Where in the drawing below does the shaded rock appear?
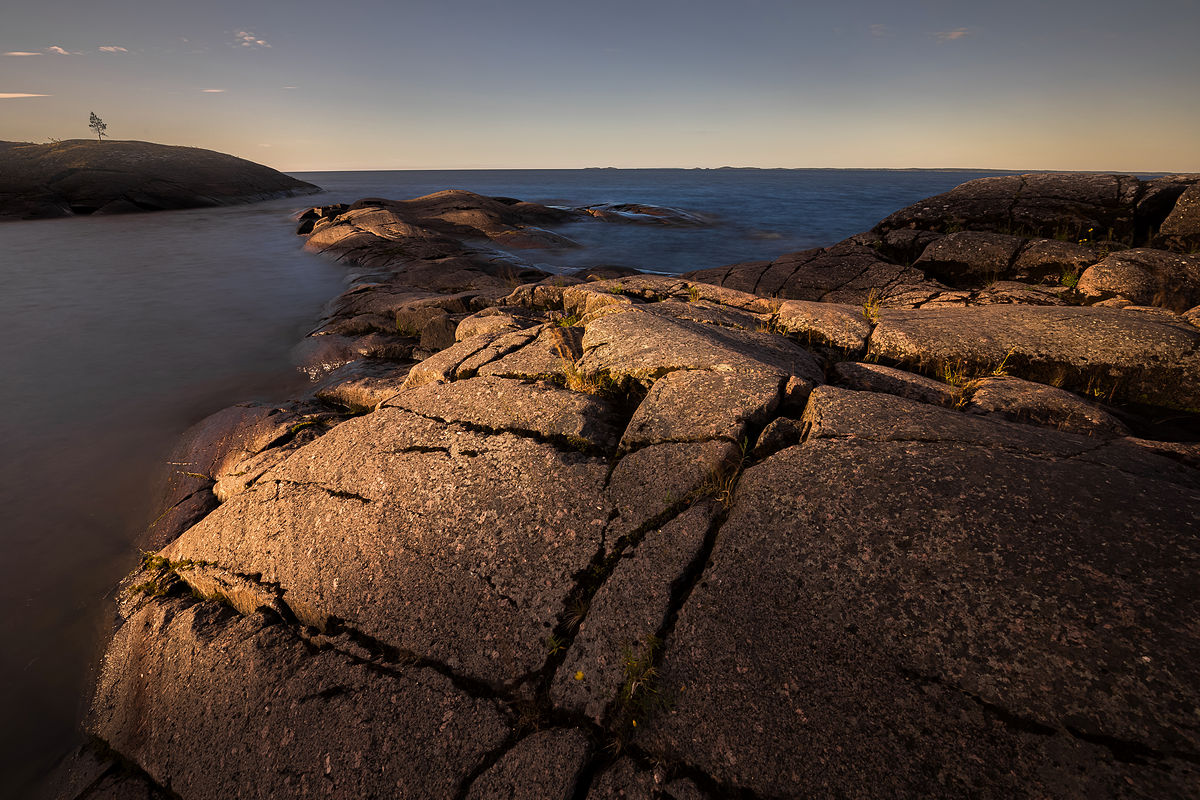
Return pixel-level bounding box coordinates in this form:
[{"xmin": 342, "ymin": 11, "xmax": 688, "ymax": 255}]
[
  {"xmin": 584, "ymin": 758, "xmax": 660, "ymax": 799},
  {"xmin": 383, "ymin": 376, "xmax": 622, "ymax": 453},
  {"xmin": 465, "ymin": 729, "xmax": 591, "ymax": 800},
  {"xmin": 868, "ymin": 304, "xmax": 1200, "ymax": 411},
  {"xmin": 965, "ymin": 375, "xmax": 1131, "ymax": 437},
  {"xmin": 1155, "ymin": 182, "xmax": 1200, "ymax": 252},
  {"xmin": 619, "ymin": 369, "xmax": 783, "ymax": 450},
  {"xmin": 913, "ymin": 231, "xmax": 1026, "ymax": 286},
  {"xmin": 579, "ymin": 307, "xmax": 824, "ymax": 387},
  {"xmin": 552, "ymin": 503, "xmax": 717, "ymax": 723},
  {"xmin": 688, "ymin": 243, "xmax": 946, "ymax": 306},
  {"xmin": 606, "ymin": 441, "xmax": 739, "ymax": 539},
  {"xmin": 1076, "ymin": 248, "xmax": 1200, "ymax": 311},
  {"xmin": 752, "ymin": 416, "xmax": 806, "ymax": 458},
  {"xmin": 639, "ymin": 388, "xmax": 1200, "ymax": 798},
  {"xmin": 35, "ymin": 744, "xmax": 172, "ymax": 800},
  {"xmin": 876, "ymin": 173, "xmax": 1142, "ymax": 243},
  {"xmin": 162, "ymin": 408, "xmax": 612, "ymax": 686},
  {"xmin": 775, "ymin": 299, "xmax": 872, "ymax": 352},
  {"xmin": 1011, "ymin": 239, "xmax": 1107, "ymax": 283},
  {"xmin": 832, "ymin": 361, "xmax": 958, "ymax": 407},
  {"xmin": 313, "ymin": 358, "xmax": 414, "ymax": 411},
  {"xmin": 90, "ymin": 598, "xmax": 509, "ymax": 799},
  {"xmin": 0, "ymin": 139, "xmax": 317, "ymax": 221}
]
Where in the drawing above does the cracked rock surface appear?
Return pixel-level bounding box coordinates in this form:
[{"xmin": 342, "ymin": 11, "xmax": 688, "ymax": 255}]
[{"xmin": 68, "ymin": 178, "xmax": 1200, "ymax": 799}]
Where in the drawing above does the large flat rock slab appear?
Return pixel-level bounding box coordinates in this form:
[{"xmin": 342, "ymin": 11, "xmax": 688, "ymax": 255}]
[
  {"xmin": 163, "ymin": 408, "xmax": 612, "ymax": 686},
  {"xmin": 868, "ymin": 304, "xmax": 1200, "ymax": 410},
  {"xmin": 639, "ymin": 389, "xmax": 1200, "ymax": 797},
  {"xmin": 90, "ymin": 598, "xmax": 509, "ymax": 799},
  {"xmin": 579, "ymin": 307, "xmax": 824, "ymax": 385}
]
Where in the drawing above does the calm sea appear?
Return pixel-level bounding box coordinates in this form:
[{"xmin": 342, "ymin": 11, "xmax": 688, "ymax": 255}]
[{"xmin": 0, "ymin": 167, "xmax": 1007, "ymax": 792}]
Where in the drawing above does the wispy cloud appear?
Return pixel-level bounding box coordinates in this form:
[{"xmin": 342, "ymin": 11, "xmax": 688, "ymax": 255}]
[
  {"xmin": 98, "ymin": 46, "xmax": 129, "ymax": 53},
  {"xmin": 234, "ymin": 30, "xmax": 270, "ymax": 48},
  {"xmin": 933, "ymin": 28, "xmax": 971, "ymax": 42},
  {"xmin": 282, "ymin": 85, "xmax": 297, "ymax": 90},
  {"xmin": 200, "ymin": 88, "xmax": 226, "ymax": 93},
  {"xmin": 6, "ymin": 45, "xmax": 81, "ymax": 56},
  {"xmin": 870, "ymin": 24, "xmax": 891, "ymax": 38},
  {"xmin": 0, "ymin": 93, "xmax": 51, "ymax": 99}
]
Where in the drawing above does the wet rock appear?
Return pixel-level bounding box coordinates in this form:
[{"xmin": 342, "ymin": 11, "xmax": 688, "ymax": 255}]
[
  {"xmin": 553, "ymin": 503, "xmax": 717, "ymax": 723},
  {"xmin": 90, "ymin": 598, "xmax": 509, "ymax": 798},
  {"xmin": 312, "ymin": 358, "xmax": 414, "ymax": 411},
  {"xmin": 161, "ymin": 408, "xmax": 612, "ymax": 686},
  {"xmin": 868, "ymin": 304, "xmax": 1200, "ymax": 410},
  {"xmin": 1076, "ymin": 248, "xmax": 1200, "ymax": 311},
  {"xmin": 464, "ymin": 729, "xmax": 591, "ymax": 800},
  {"xmin": 0, "ymin": 140, "xmax": 318, "ymax": 221},
  {"xmin": 580, "ymin": 203, "xmax": 709, "ymax": 226},
  {"xmin": 619, "ymin": 369, "xmax": 783, "ymax": 450},
  {"xmin": 832, "ymin": 361, "xmax": 958, "ymax": 407},
  {"xmin": 965, "ymin": 375, "xmax": 1131, "ymax": 437},
  {"xmin": 639, "ymin": 388, "xmax": 1200, "ymax": 797}
]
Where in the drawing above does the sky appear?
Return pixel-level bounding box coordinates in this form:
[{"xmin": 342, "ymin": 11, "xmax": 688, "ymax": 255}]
[{"xmin": 1, "ymin": 0, "xmax": 1198, "ymax": 172}]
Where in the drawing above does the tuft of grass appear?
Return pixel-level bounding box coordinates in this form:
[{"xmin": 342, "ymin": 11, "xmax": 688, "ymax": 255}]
[
  {"xmin": 559, "ymin": 358, "xmax": 622, "ymax": 397},
  {"xmin": 607, "ymin": 634, "xmax": 668, "ymax": 752},
  {"xmin": 991, "ymin": 348, "xmax": 1017, "ymax": 377},
  {"xmin": 686, "ymin": 285, "xmax": 701, "ymax": 303},
  {"xmin": 862, "ymin": 288, "xmax": 882, "ymax": 324},
  {"xmin": 1060, "ymin": 268, "xmax": 1081, "ymax": 288},
  {"xmin": 942, "ymin": 360, "xmax": 971, "ymax": 388},
  {"xmin": 557, "ymin": 313, "xmax": 582, "ymax": 328},
  {"xmin": 545, "ymin": 633, "xmax": 566, "ymax": 655},
  {"xmin": 396, "ymin": 316, "xmax": 421, "ymax": 337},
  {"xmin": 608, "ymin": 283, "xmax": 625, "ymax": 295}
]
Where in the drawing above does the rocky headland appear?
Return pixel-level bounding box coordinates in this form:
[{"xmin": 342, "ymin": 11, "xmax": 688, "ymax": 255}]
[
  {"xmin": 0, "ymin": 140, "xmax": 318, "ymax": 220},
  {"xmin": 45, "ymin": 174, "xmax": 1200, "ymax": 799}
]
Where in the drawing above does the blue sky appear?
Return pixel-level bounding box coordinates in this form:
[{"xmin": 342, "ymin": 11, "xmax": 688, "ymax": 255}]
[{"xmin": 2, "ymin": 0, "xmax": 1198, "ymax": 171}]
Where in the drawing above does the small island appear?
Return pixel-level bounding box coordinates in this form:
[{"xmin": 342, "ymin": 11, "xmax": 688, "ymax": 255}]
[{"xmin": 0, "ymin": 139, "xmax": 318, "ymax": 220}]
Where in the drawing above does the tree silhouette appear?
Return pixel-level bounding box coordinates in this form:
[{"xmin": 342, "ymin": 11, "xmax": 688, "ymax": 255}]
[{"xmin": 88, "ymin": 112, "xmax": 107, "ymax": 142}]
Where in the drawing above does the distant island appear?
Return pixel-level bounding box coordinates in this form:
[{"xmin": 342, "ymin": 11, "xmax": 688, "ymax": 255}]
[{"xmin": 0, "ymin": 139, "xmax": 319, "ymax": 220}]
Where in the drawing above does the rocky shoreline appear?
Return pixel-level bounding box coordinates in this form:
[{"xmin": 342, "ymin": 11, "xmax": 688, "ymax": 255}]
[
  {"xmin": 45, "ymin": 174, "xmax": 1200, "ymax": 798},
  {"xmin": 0, "ymin": 140, "xmax": 318, "ymax": 220}
]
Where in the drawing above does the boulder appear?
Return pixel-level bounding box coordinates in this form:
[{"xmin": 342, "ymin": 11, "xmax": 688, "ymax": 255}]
[
  {"xmin": 1154, "ymin": 182, "xmax": 1200, "ymax": 252},
  {"xmin": 1076, "ymin": 248, "xmax": 1200, "ymax": 311},
  {"xmin": 964, "ymin": 375, "xmax": 1131, "ymax": 437},
  {"xmin": 875, "ymin": 173, "xmax": 1143, "ymax": 243},
  {"xmin": 868, "ymin": 305, "xmax": 1200, "ymax": 410}
]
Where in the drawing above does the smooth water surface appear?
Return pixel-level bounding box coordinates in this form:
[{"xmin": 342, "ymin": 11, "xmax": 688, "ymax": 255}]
[{"xmin": 0, "ymin": 168, "xmax": 1005, "ymax": 792}]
